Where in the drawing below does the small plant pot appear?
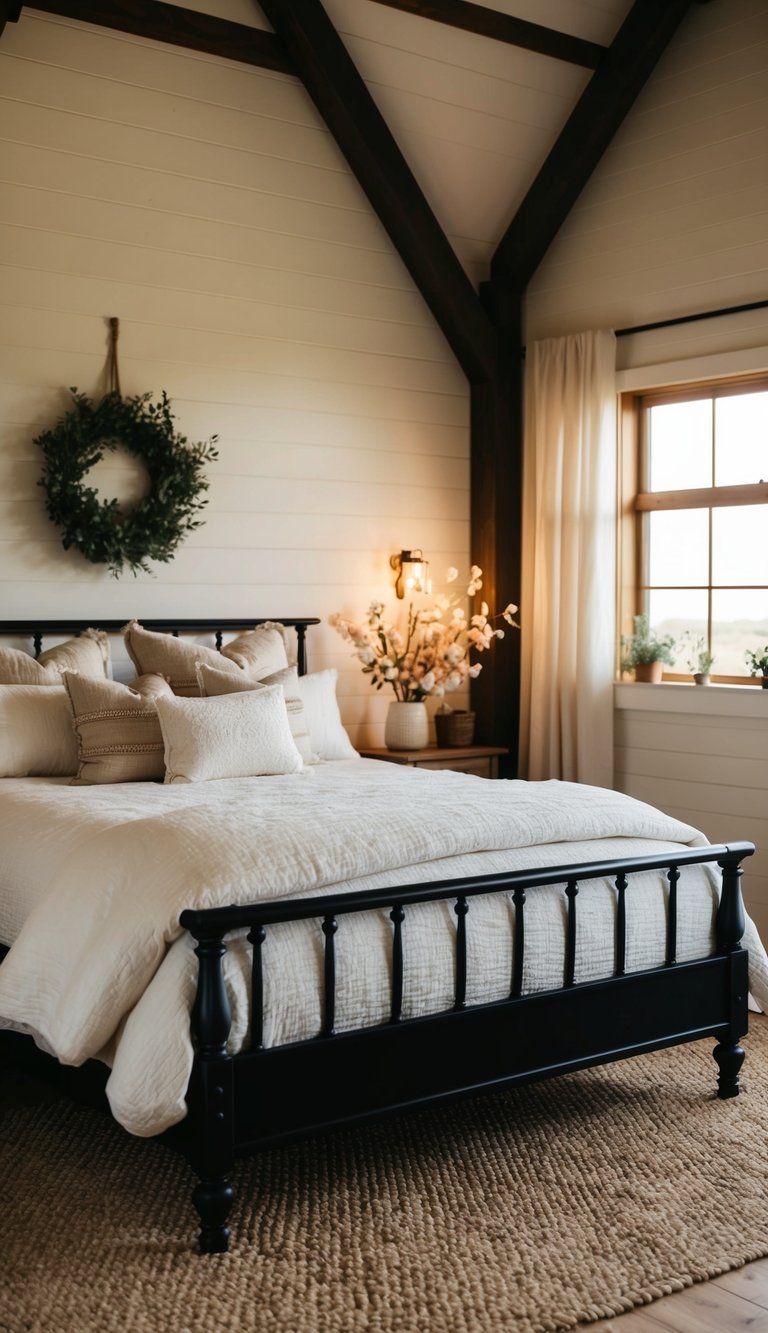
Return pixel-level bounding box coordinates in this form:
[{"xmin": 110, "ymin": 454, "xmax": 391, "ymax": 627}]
[
  {"xmin": 634, "ymin": 661, "xmax": 663, "ymax": 684},
  {"xmin": 693, "ymin": 673, "xmax": 710, "ymax": 686},
  {"xmin": 762, "ymin": 675, "xmax": 768, "ymax": 690}
]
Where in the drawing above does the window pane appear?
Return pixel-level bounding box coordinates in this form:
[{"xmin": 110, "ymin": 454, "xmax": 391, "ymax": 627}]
[
  {"xmin": 711, "ymin": 590, "xmax": 768, "ymax": 676},
  {"xmin": 648, "ymin": 399, "xmax": 712, "ymax": 491},
  {"xmin": 712, "ymin": 506, "xmax": 768, "ymax": 586},
  {"xmin": 647, "ymin": 589, "xmax": 708, "ymax": 671},
  {"xmin": 715, "ymin": 392, "xmax": 768, "ymax": 486},
  {"xmin": 648, "ymin": 508, "xmax": 709, "ymax": 586}
]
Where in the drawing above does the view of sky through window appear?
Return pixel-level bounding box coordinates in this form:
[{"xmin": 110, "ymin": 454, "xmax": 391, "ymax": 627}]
[{"xmin": 644, "ymin": 389, "xmax": 768, "ymax": 676}]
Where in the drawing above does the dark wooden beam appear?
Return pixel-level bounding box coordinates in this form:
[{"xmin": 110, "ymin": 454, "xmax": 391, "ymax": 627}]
[
  {"xmin": 367, "ymin": 0, "xmax": 604, "ymax": 70},
  {"xmin": 492, "ymin": 0, "xmax": 695, "ymax": 289},
  {"xmin": 24, "ymin": 0, "xmax": 293, "ymax": 73},
  {"xmin": 0, "ymin": 2, "xmax": 21, "ymax": 36},
  {"xmin": 258, "ymin": 0, "xmax": 497, "ymax": 384},
  {"xmin": 470, "ymin": 284, "xmax": 522, "ymax": 771}
]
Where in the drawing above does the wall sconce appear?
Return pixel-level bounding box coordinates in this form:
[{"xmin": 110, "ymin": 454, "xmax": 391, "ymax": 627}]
[{"xmin": 390, "ymin": 549, "xmax": 431, "ymax": 599}]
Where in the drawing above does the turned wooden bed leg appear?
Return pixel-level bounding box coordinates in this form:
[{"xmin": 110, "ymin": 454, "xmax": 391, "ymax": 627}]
[
  {"xmin": 714, "ymin": 849, "xmax": 749, "ymax": 1100},
  {"xmin": 193, "ymin": 1174, "xmax": 236, "ymax": 1254},
  {"xmin": 187, "ymin": 928, "xmax": 236, "ymax": 1253},
  {"xmin": 713, "ymin": 1041, "xmax": 745, "ymax": 1099}
]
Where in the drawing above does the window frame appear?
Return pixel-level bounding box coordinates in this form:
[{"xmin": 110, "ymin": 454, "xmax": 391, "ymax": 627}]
[{"xmin": 619, "ymin": 372, "xmax": 768, "ymax": 685}]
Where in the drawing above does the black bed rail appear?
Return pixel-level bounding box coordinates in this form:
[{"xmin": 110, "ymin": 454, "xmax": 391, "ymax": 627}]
[
  {"xmin": 0, "ymin": 617, "xmax": 320, "ymax": 676},
  {"xmin": 181, "ymin": 842, "xmax": 753, "ymax": 1055},
  {"xmin": 180, "ymin": 841, "xmax": 754, "ymax": 935}
]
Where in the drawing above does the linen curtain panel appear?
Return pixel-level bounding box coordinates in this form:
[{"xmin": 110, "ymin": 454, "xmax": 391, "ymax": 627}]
[{"xmin": 519, "ymin": 329, "xmax": 617, "ymax": 788}]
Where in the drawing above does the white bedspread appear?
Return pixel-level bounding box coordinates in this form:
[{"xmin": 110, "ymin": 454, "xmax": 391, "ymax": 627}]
[{"xmin": 1, "ymin": 760, "xmax": 766, "ymax": 1137}]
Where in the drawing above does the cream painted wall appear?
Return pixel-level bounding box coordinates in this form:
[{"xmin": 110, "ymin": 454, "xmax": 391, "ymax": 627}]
[
  {"xmin": 524, "ymin": 0, "xmax": 768, "ymax": 938},
  {"xmin": 0, "ymin": 10, "xmax": 470, "ymax": 747}
]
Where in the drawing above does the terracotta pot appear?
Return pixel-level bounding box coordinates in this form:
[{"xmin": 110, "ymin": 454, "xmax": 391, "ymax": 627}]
[
  {"xmin": 634, "ymin": 661, "xmax": 663, "ymax": 683},
  {"xmin": 693, "ymin": 673, "xmax": 710, "ymax": 686},
  {"xmin": 762, "ymin": 675, "xmax": 768, "ymax": 690}
]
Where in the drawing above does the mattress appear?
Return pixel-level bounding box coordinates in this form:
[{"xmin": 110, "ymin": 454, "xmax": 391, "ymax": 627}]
[{"xmin": 1, "ymin": 760, "xmax": 766, "ymax": 1137}]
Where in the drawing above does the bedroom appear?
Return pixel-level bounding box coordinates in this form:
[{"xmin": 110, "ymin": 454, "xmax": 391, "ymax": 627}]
[{"xmin": 1, "ymin": 1, "xmax": 768, "ymax": 1330}]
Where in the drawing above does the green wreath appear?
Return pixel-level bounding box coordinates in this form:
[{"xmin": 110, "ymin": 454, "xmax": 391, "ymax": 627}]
[{"xmin": 36, "ymin": 389, "xmax": 219, "ymax": 577}]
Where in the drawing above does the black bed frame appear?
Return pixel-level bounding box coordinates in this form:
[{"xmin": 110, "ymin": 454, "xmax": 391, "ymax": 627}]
[{"xmin": 0, "ymin": 619, "xmax": 755, "ymax": 1255}]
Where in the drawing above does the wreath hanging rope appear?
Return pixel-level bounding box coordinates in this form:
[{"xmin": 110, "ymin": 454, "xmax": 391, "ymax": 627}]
[{"xmin": 35, "ymin": 319, "xmax": 218, "ymax": 577}]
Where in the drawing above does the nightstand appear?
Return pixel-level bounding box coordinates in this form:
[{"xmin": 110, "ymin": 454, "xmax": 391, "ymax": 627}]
[{"xmin": 358, "ymin": 745, "xmax": 509, "ymax": 779}]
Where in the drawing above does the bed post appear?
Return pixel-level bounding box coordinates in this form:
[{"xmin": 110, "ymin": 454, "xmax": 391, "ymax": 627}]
[
  {"xmin": 187, "ymin": 928, "xmax": 235, "ymax": 1253},
  {"xmin": 713, "ymin": 847, "xmax": 749, "ymax": 1099}
]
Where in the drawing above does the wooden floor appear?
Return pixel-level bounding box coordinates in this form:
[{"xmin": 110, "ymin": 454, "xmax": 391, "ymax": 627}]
[{"xmin": 587, "ymin": 1258, "xmax": 768, "ymax": 1331}]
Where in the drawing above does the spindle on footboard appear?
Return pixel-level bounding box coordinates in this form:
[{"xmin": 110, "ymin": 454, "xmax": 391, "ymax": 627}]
[{"xmin": 180, "ymin": 841, "xmax": 754, "ymax": 1253}]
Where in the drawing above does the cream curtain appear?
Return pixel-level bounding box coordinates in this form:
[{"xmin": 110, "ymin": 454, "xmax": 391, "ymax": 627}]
[{"xmin": 519, "ymin": 329, "xmax": 617, "ymax": 787}]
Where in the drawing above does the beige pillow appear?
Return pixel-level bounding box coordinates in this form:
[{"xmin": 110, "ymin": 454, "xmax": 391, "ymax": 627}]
[
  {"xmin": 219, "ymin": 624, "xmax": 290, "ymax": 678},
  {"xmin": 195, "ymin": 661, "xmax": 316, "ymax": 764},
  {"xmin": 0, "ymin": 630, "xmax": 110, "ymax": 686},
  {"xmin": 155, "ymin": 686, "xmax": 303, "ymax": 783},
  {"xmin": 0, "ymin": 685, "xmax": 78, "ymax": 777},
  {"xmin": 122, "ymin": 621, "xmax": 241, "ymax": 696},
  {"xmin": 63, "ymin": 672, "xmax": 174, "ymax": 784}
]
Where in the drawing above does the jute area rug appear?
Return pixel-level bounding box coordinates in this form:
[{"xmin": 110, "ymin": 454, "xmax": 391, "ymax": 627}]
[{"xmin": 3, "ymin": 1021, "xmax": 768, "ymax": 1333}]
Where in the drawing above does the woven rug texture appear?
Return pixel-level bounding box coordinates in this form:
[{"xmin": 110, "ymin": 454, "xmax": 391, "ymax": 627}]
[{"xmin": 2, "ymin": 1019, "xmax": 768, "ymax": 1333}]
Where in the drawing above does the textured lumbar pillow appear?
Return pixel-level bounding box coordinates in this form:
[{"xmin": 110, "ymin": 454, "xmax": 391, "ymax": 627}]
[
  {"xmin": 155, "ymin": 685, "xmax": 303, "ymax": 783},
  {"xmin": 0, "ymin": 685, "xmax": 78, "ymax": 777},
  {"xmin": 63, "ymin": 671, "xmax": 174, "ymax": 784},
  {"xmin": 0, "ymin": 629, "xmax": 110, "ymax": 686},
  {"xmin": 195, "ymin": 661, "xmax": 317, "ymax": 764}
]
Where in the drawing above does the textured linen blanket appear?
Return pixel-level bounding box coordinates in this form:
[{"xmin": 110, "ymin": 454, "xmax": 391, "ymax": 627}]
[{"xmin": 1, "ymin": 760, "xmax": 766, "ymax": 1136}]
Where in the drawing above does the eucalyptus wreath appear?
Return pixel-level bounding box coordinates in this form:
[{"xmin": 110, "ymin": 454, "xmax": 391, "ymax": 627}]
[{"xmin": 36, "ymin": 389, "xmax": 218, "ymax": 577}]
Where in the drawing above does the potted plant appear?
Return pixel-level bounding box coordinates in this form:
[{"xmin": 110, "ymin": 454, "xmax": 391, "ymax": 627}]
[
  {"xmin": 745, "ymin": 645, "xmax": 768, "ymax": 688},
  {"xmin": 681, "ymin": 632, "xmax": 714, "ymax": 685},
  {"xmin": 620, "ymin": 613, "xmax": 676, "ymax": 683}
]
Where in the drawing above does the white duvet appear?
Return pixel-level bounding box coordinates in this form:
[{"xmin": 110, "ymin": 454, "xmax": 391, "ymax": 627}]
[{"xmin": 1, "ymin": 760, "xmax": 766, "ymax": 1137}]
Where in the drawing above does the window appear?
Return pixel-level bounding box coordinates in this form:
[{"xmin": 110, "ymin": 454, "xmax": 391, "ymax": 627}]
[{"xmin": 621, "ymin": 375, "xmax": 768, "ymax": 682}]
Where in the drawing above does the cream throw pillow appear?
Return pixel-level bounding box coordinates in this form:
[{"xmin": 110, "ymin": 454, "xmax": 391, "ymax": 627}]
[
  {"xmin": 63, "ymin": 672, "xmax": 174, "ymax": 784},
  {"xmin": 122, "ymin": 622, "xmax": 289, "ymax": 695},
  {"xmin": 295, "ymin": 669, "xmax": 358, "ymax": 760},
  {"xmin": 195, "ymin": 661, "xmax": 317, "ymax": 764},
  {"xmin": 0, "ymin": 630, "xmax": 110, "ymax": 686},
  {"xmin": 156, "ymin": 686, "xmax": 303, "ymax": 783},
  {"xmin": 0, "ymin": 685, "xmax": 78, "ymax": 777}
]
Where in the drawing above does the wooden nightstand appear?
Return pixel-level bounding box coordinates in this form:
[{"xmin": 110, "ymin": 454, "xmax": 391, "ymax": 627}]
[{"xmin": 358, "ymin": 745, "xmax": 509, "ymax": 779}]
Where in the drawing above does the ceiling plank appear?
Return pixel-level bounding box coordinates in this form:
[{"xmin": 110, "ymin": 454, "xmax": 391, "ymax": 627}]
[
  {"xmin": 366, "ymin": 0, "xmax": 604, "ymax": 70},
  {"xmin": 20, "ymin": 0, "xmax": 293, "ymax": 73},
  {"xmin": 492, "ymin": 0, "xmax": 696, "ymax": 290},
  {"xmin": 258, "ymin": 0, "xmax": 497, "ymax": 385}
]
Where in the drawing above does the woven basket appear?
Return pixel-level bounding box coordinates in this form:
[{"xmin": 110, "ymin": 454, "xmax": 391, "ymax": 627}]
[{"xmin": 434, "ymin": 710, "xmax": 475, "ymax": 748}]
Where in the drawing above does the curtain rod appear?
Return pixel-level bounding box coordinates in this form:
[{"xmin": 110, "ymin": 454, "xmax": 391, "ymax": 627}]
[{"xmin": 614, "ymin": 298, "xmax": 768, "ymax": 338}]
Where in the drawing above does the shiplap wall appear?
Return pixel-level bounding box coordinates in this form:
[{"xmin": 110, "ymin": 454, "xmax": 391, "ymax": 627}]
[
  {"xmin": 615, "ymin": 687, "xmax": 768, "ymax": 947},
  {"xmin": 525, "ymin": 0, "xmax": 768, "ymax": 937},
  {"xmin": 0, "ymin": 8, "xmax": 470, "ymax": 746}
]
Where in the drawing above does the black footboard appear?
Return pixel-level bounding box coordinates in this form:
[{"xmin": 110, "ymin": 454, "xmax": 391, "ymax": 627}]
[{"xmin": 179, "ymin": 841, "xmax": 753, "ymax": 1252}]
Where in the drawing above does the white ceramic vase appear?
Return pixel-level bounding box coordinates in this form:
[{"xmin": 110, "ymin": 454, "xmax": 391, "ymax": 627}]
[{"xmin": 384, "ymin": 701, "xmax": 429, "ymax": 751}]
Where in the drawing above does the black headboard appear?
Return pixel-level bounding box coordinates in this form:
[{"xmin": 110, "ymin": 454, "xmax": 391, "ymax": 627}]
[{"xmin": 0, "ymin": 618, "xmax": 321, "ymax": 676}]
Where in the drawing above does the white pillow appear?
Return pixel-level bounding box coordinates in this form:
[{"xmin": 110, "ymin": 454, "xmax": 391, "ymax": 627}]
[
  {"xmin": 0, "ymin": 685, "xmax": 78, "ymax": 777},
  {"xmin": 155, "ymin": 686, "xmax": 303, "ymax": 783},
  {"xmin": 195, "ymin": 661, "xmax": 317, "ymax": 765},
  {"xmin": 294, "ymin": 668, "xmax": 358, "ymax": 760}
]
